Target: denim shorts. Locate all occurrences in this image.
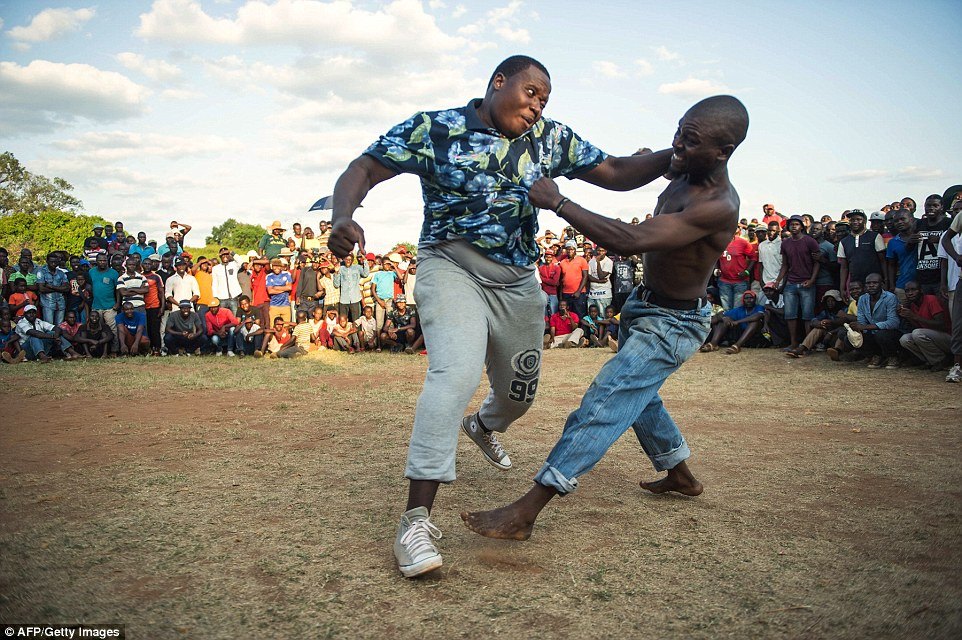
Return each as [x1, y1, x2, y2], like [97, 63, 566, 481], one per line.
[782, 282, 815, 320]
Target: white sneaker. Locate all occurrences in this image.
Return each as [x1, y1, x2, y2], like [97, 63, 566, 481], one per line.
[461, 413, 512, 470]
[215, 351, 223, 356]
[394, 506, 442, 578]
[947, 364, 962, 383]
[227, 350, 235, 357]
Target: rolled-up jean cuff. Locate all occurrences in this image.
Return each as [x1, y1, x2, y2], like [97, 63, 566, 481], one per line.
[534, 462, 580, 495]
[651, 439, 691, 472]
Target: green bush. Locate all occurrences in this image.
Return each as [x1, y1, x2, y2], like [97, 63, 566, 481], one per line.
[0, 209, 108, 255]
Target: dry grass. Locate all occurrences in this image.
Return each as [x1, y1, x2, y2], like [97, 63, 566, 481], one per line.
[0, 349, 960, 639]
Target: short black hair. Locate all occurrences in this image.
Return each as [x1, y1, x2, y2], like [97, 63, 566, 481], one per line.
[925, 194, 942, 203]
[488, 55, 550, 87]
[686, 95, 749, 148]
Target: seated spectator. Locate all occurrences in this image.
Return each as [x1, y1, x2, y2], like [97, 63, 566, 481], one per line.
[117, 301, 150, 357]
[8, 278, 38, 319]
[233, 314, 263, 357]
[58, 310, 85, 360]
[701, 290, 765, 354]
[257, 316, 293, 359]
[77, 309, 113, 358]
[844, 273, 901, 369]
[206, 297, 240, 356]
[15, 304, 65, 363]
[579, 304, 606, 348]
[546, 300, 584, 349]
[786, 290, 845, 357]
[758, 282, 788, 347]
[354, 305, 378, 352]
[598, 306, 619, 352]
[898, 281, 952, 369]
[164, 300, 207, 356]
[0, 315, 25, 363]
[827, 281, 864, 361]
[283, 310, 313, 358]
[331, 314, 360, 352]
[380, 295, 418, 354]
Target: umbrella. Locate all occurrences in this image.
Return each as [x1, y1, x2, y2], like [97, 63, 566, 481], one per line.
[309, 195, 363, 211]
[942, 184, 962, 209]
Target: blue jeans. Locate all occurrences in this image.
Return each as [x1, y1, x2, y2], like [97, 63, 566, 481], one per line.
[23, 335, 71, 360]
[41, 299, 65, 326]
[586, 295, 612, 315]
[782, 282, 815, 320]
[534, 289, 711, 495]
[545, 293, 559, 317]
[210, 329, 235, 353]
[718, 281, 748, 311]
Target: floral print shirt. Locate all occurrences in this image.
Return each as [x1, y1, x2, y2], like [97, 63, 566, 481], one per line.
[364, 99, 606, 266]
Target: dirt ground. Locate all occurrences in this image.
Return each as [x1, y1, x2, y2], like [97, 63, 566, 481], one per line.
[1, 349, 960, 639]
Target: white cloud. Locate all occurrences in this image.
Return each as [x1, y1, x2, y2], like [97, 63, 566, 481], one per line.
[657, 77, 730, 99]
[895, 166, 945, 181]
[160, 88, 203, 100]
[455, 1, 529, 45]
[137, 0, 465, 60]
[827, 167, 946, 184]
[8, 7, 95, 44]
[428, 0, 446, 8]
[827, 169, 889, 183]
[634, 59, 654, 76]
[593, 61, 626, 79]
[0, 60, 150, 134]
[52, 131, 242, 161]
[495, 25, 530, 43]
[654, 45, 681, 62]
[452, 4, 467, 18]
[116, 52, 183, 83]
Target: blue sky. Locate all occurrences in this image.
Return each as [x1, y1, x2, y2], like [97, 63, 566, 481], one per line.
[0, 0, 959, 252]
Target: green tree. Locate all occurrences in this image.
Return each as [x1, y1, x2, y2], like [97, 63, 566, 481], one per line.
[0, 151, 82, 215]
[0, 210, 107, 255]
[206, 218, 266, 248]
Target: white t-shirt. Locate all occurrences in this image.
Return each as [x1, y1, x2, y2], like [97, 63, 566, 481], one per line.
[758, 238, 783, 284]
[588, 256, 613, 296]
[355, 316, 377, 340]
[404, 273, 417, 305]
[937, 230, 962, 291]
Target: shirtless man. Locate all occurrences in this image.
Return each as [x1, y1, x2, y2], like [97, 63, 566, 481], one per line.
[462, 95, 749, 540]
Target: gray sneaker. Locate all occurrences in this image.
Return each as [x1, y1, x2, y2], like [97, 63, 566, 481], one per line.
[947, 364, 962, 383]
[394, 507, 443, 578]
[461, 413, 512, 470]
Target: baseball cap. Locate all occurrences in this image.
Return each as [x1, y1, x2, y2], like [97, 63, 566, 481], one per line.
[174, 257, 187, 266]
[147, 253, 162, 261]
[23, 304, 37, 313]
[165, 231, 177, 239]
[869, 211, 885, 221]
[763, 281, 777, 289]
[848, 209, 867, 219]
[395, 294, 406, 302]
[178, 300, 192, 308]
[823, 290, 843, 301]
[246, 250, 259, 260]
[754, 224, 768, 231]
[209, 297, 221, 307]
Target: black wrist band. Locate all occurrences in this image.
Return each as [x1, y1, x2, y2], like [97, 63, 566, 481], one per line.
[556, 197, 571, 214]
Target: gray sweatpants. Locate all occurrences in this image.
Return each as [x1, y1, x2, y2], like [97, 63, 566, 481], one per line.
[406, 250, 547, 482]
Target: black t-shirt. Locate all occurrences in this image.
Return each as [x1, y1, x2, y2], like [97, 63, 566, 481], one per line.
[611, 260, 635, 294]
[916, 217, 950, 286]
[839, 230, 883, 283]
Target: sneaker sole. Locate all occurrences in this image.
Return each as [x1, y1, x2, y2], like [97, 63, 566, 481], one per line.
[399, 554, 443, 578]
[461, 418, 512, 470]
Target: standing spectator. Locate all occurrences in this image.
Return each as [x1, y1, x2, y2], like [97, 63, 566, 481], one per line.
[317, 261, 340, 313]
[810, 221, 839, 297]
[610, 255, 635, 312]
[89, 252, 120, 350]
[158, 232, 182, 258]
[169, 221, 192, 247]
[559, 245, 589, 317]
[249, 258, 271, 328]
[294, 255, 322, 315]
[897, 281, 952, 368]
[762, 203, 786, 228]
[539, 249, 562, 316]
[938, 206, 962, 382]
[716, 230, 756, 310]
[83, 224, 106, 253]
[36, 253, 69, 326]
[848, 273, 900, 369]
[546, 299, 583, 349]
[117, 301, 149, 356]
[915, 194, 950, 296]
[15, 305, 64, 362]
[333, 252, 369, 322]
[586, 246, 613, 314]
[13, 255, 38, 293]
[402, 259, 418, 312]
[206, 298, 240, 356]
[756, 221, 783, 292]
[885, 210, 919, 301]
[900, 197, 917, 216]
[211, 248, 243, 315]
[165, 258, 200, 313]
[164, 300, 207, 356]
[142, 256, 165, 356]
[266, 259, 293, 324]
[238, 252, 255, 301]
[317, 220, 332, 253]
[774, 215, 820, 351]
[838, 209, 886, 297]
[193, 257, 215, 329]
[259, 221, 288, 259]
[370, 256, 399, 331]
[128, 232, 153, 261]
[66, 271, 91, 324]
[116, 254, 148, 331]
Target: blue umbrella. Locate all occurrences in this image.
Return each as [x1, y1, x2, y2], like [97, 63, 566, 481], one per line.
[309, 196, 363, 211]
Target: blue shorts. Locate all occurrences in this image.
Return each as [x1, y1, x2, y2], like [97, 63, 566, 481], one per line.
[782, 283, 815, 320]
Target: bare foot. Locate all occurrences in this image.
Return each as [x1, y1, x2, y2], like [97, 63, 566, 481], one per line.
[640, 463, 704, 496]
[461, 505, 534, 541]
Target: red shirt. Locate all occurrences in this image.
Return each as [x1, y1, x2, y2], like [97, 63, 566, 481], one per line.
[559, 256, 589, 295]
[719, 236, 757, 284]
[549, 311, 580, 336]
[144, 273, 163, 309]
[250, 268, 270, 306]
[8, 291, 38, 318]
[205, 308, 240, 336]
[539, 262, 561, 295]
[909, 294, 951, 333]
[763, 213, 786, 228]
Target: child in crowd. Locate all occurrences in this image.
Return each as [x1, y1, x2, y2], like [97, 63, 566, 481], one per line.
[284, 310, 312, 358]
[355, 305, 378, 352]
[8, 278, 38, 319]
[235, 314, 263, 357]
[0, 316, 25, 363]
[58, 310, 86, 360]
[331, 314, 359, 353]
[78, 309, 113, 358]
[257, 316, 292, 359]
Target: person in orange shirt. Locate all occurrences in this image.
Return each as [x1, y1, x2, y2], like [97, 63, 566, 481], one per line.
[8, 278, 38, 318]
[192, 257, 215, 332]
[558, 245, 589, 317]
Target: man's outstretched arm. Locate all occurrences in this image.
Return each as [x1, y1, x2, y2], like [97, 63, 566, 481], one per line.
[577, 149, 673, 191]
[529, 177, 726, 256]
[329, 155, 398, 257]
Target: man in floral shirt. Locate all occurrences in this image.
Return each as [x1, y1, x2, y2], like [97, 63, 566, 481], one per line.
[328, 55, 675, 578]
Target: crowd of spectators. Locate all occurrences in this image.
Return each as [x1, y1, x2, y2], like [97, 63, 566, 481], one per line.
[2, 190, 960, 383]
